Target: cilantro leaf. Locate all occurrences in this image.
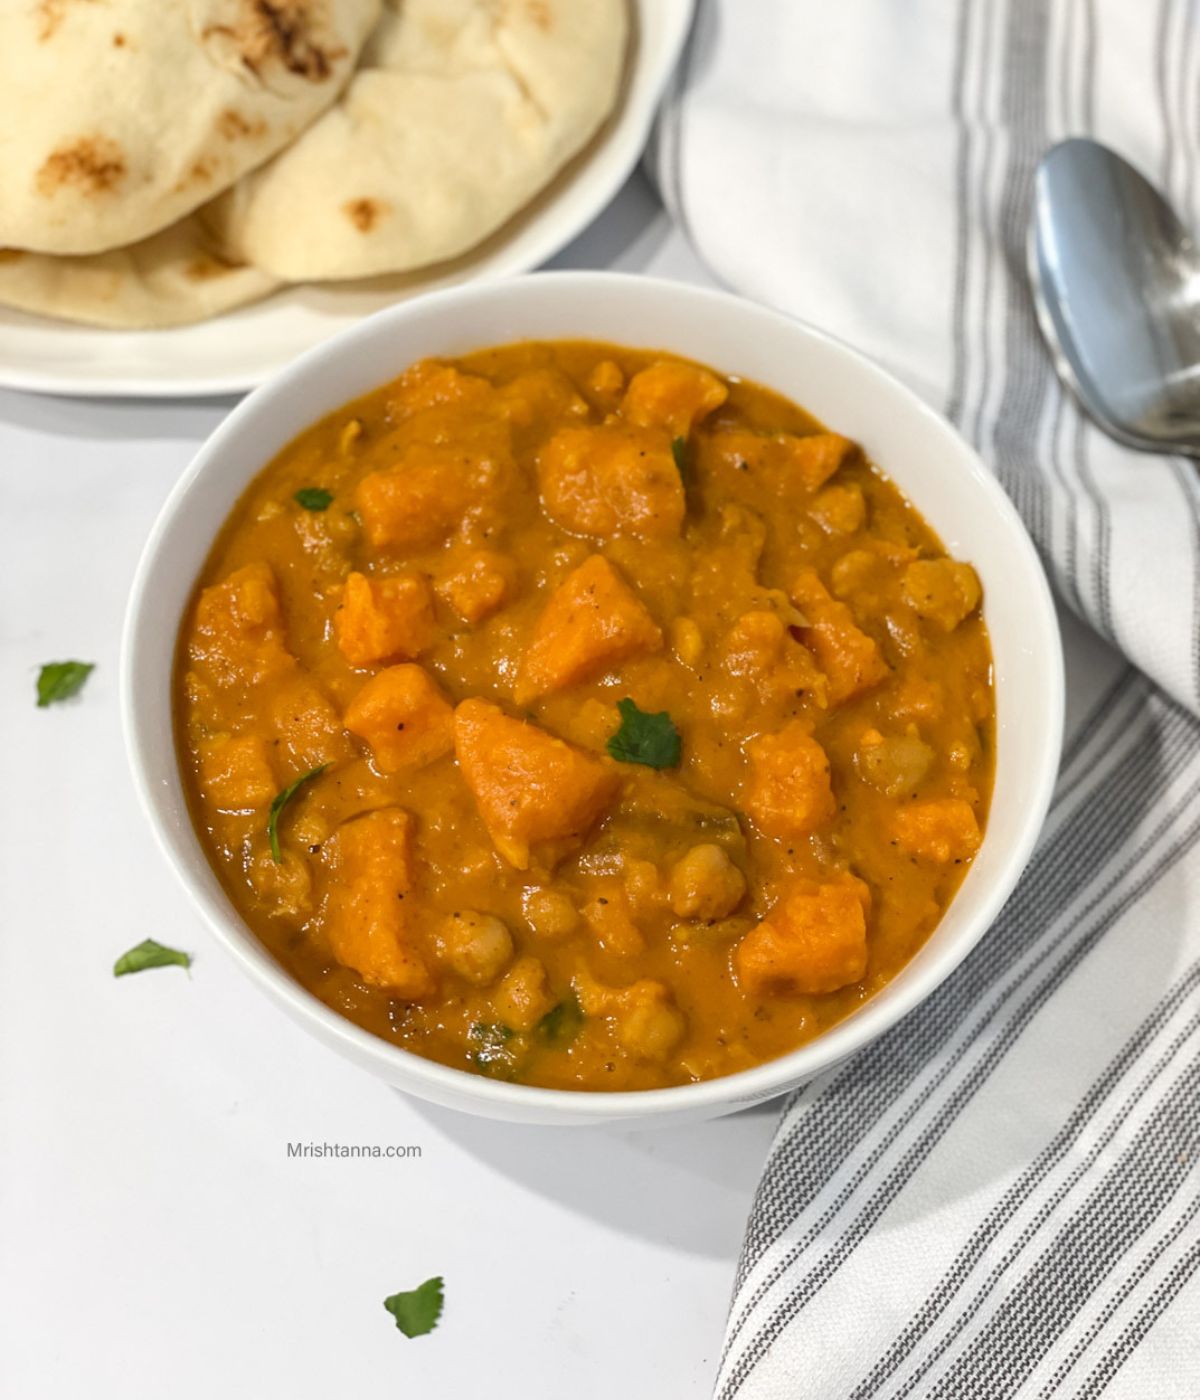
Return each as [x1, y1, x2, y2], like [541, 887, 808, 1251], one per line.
[383, 1276, 444, 1339]
[36, 661, 94, 708]
[671, 436, 689, 479]
[467, 1021, 515, 1075]
[537, 994, 584, 1048]
[294, 487, 333, 512]
[267, 764, 328, 863]
[606, 697, 681, 769]
[114, 939, 191, 977]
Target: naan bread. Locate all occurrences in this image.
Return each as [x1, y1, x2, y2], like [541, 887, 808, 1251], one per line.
[0, 0, 382, 256]
[0, 219, 279, 329]
[210, 0, 629, 280]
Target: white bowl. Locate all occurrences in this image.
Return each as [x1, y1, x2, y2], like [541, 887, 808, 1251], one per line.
[122, 272, 1064, 1127]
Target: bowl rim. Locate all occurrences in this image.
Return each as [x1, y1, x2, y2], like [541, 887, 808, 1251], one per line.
[122, 269, 1065, 1121]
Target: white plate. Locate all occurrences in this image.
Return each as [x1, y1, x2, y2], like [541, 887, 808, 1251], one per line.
[0, 0, 693, 400]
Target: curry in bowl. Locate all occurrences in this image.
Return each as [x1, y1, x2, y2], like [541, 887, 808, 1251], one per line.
[177, 341, 994, 1091]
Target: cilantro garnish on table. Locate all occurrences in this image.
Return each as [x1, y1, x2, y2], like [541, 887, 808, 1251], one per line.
[36, 660, 94, 707]
[383, 1276, 444, 1339]
[113, 939, 191, 977]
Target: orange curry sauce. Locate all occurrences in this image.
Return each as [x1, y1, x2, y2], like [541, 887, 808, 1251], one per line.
[175, 341, 994, 1091]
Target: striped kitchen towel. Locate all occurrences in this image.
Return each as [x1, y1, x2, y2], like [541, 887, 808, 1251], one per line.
[654, 2, 1200, 1395]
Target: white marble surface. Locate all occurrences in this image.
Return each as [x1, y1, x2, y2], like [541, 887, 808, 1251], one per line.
[0, 171, 1120, 1399]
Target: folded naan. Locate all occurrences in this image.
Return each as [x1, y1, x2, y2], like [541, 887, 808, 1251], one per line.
[0, 218, 278, 329]
[0, 0, 382, 256]
[209, 0, 628, 280]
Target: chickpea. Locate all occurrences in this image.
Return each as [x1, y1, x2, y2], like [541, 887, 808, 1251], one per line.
[493, 956, 555, 1031]
[670, 915, 751, 947]
[582, 892, 645, 957]
[948, 739, 973, 771]
[809, 483, 866, 535]
[669, 844, 746, 921]
[615, 983, 686, 1061]
[523, 887, 579, 940]
[830, 548, 884, 598]
[623, 858, 663, 917]
[435, 549, 515, 625]
[573, 973, 685, 1061]
[856, 729, 934, 798]
[435, 910, 514, 985]
[722, 611, 786, 677]
[338, 417, 364, 456]
[902, 559, 982, 631]
[671, 617, 704, 668]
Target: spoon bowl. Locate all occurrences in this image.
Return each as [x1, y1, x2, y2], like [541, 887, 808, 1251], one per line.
[1030, 137, 1200, 455]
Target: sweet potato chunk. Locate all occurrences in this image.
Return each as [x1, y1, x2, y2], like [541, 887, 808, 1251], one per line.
[515, 555, 663, 704]
[354, 442, 488, 552]
[344, 665, 455, 774]
[435, 549, 516, 625]
[267, 673, 351, 770]
[719, 610, 828, 706]
[712, 429, 855, 494]
[892, 798, 981, 862]
[810, 482, 866, 535]
[736, 877, 870, 996]
[902, 559, 982, 631]
[787, 433, 856, 490]
[320, 809, 433, 997]
[197, 734, 276, 811]
[334, 570, 436, 669]
[537, 424, 686, 540]
[790, 567, 889, 705]
[189, 561, 293, 687]
[497, 369, 589, 429]
[744, 721, 836, 839]
[721, 611, 788, 677]
[620, 360, 728, 437]
[383, 359, 493, 420]
[454, 698, 620, 869]
[588, 359, 625, 399]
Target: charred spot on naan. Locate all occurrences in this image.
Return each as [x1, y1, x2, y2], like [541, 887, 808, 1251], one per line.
[36, 0, 98, 43]
[175, 156, 220, 193]
[185, 250, 246, 281]
[343, 198, 388, 233]
[35, 135, 126, 199]
[217, 108, 268, 141]
[201, 0, 347, 84]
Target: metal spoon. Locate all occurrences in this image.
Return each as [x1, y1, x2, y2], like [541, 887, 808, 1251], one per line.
[1029, 136, 1200, 455]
